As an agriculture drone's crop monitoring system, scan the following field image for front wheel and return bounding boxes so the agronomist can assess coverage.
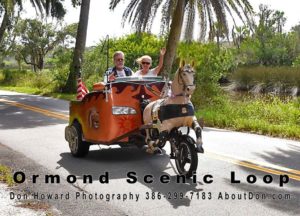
[65,122,90,157]
[175,137,198,178]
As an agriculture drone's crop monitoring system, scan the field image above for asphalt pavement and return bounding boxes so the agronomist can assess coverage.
[0,90,299,216]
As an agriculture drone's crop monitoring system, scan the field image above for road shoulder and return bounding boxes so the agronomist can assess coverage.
[0,143,125,216]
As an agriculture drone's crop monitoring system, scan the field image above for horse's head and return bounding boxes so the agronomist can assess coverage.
[176,60,196,96]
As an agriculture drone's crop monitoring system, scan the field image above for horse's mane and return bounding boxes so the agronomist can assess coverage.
[170,67,181,95]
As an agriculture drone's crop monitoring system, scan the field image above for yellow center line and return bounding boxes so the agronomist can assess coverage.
[1,97,300,181]
[207,151,300,176]
[0,98,69,121]
[204,152,300,181]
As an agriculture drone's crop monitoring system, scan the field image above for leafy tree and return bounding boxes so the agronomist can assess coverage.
[291,23,300,36]
[0,0,22,44]
[0,0,66,44]
[14,18,76,72]
[209,22,228,49]
[47,46,74,91]
[0,13,20,56]
[232,25,250,49]
[272,10,286,34]
[238,5,298,66]
[291,23,300,55]
[292,55,300,67]
[238,37,260,65]
[109,0,254,76]
[177,42,236,107]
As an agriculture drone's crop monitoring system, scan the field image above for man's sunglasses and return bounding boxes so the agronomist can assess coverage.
[116,58,124,62]
[142,62,150,65]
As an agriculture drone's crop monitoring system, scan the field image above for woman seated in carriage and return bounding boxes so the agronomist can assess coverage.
[132,48,166,77]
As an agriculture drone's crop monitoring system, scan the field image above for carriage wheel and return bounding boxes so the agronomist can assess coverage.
[175,138,198,178]
[67,122,90,157]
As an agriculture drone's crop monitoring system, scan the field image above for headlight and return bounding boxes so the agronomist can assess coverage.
[112,106,137,115]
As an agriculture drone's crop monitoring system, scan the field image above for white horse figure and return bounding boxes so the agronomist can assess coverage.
[143,61,204,154]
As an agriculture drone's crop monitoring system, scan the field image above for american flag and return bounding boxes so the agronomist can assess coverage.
[77,78,89,100]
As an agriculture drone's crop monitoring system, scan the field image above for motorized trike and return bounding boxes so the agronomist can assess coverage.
[65,73,201,178]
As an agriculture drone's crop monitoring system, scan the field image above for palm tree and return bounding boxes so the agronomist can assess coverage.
[232,25,250,49]
[110,0,254,76]
[0,0,22,44]
[209,22,228,49]
[272,11,286,34]
[0,0,66,44]
[63,0,90,93]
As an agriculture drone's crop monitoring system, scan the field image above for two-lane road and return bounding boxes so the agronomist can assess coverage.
[0,90,299,215]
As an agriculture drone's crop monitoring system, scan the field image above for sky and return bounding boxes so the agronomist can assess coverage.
[22,0,300,46]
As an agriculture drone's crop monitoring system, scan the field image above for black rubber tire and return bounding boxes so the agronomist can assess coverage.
[175,138,198,178]
[68,122,90,157]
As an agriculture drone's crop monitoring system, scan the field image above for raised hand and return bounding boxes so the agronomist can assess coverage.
[108,73,116,81]
[160,47,166,56]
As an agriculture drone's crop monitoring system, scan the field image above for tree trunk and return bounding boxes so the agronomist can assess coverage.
[161,0,186,78]
[0,11,9,45]
[17,59,22,71]
[63,0,90,93]
[38,55,44,70]
[216,30,220,50]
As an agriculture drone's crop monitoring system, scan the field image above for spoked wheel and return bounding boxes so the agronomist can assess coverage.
[175,138,198,178]
[65,122,90,157]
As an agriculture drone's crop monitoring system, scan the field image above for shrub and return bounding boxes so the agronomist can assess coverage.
[177,42,237,108]
[292,55,300,67]
[0,69,28,85]
[47,47,73,92]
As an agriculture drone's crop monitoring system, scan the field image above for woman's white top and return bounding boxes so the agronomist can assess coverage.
[132,68,157,77]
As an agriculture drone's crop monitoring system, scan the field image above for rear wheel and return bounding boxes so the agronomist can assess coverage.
[67,122,90,157]
[175,137,198,178]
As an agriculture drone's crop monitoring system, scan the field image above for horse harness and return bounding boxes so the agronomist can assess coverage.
[177,65,195,95]
[150,64,196,126]
[151,100,195,125]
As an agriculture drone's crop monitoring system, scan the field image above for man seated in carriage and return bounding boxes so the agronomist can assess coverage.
[105,51,133,82]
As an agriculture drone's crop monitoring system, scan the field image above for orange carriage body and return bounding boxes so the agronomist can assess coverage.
[68,77,165,144]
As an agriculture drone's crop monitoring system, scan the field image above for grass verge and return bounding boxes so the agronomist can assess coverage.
[0,164,54,215]
[0,164,14,186]
[0,86,75,101]
[197,95,300,140]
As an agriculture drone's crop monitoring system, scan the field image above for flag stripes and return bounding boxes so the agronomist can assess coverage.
[77,78,89,100]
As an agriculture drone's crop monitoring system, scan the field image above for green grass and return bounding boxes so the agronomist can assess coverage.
[0,164,14,186]
[40,92,76,101]
[230,66,300,93]
[0,69,80,101]
[0,86,43,94]
[0,86,75,101]
[197,95,300,139]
